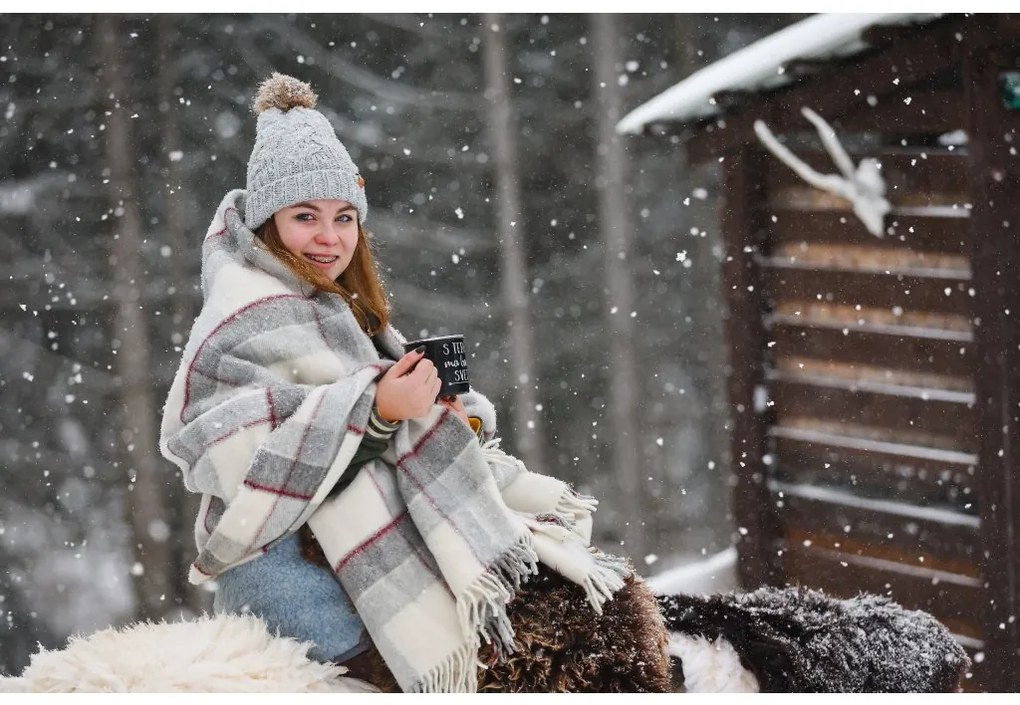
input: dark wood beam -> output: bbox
[781,58,837,80]
[961,38,1020,692]
[719,146,785,588]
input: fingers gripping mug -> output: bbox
[403,334,471,399]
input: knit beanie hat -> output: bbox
[244,73,368,230]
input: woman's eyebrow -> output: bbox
[289,202,355,213]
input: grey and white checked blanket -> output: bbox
[159,190,629,693]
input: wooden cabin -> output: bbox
[620,13,1020,690]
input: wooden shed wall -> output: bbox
[761,144,984,642]
[710,16,1020,690]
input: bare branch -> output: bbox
[368,212,495,256]
[386,279,496,321]
[244,18,480,112]
[363,13,466,39]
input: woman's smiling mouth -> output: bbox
[305,253,339,266]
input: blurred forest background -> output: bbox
[0,13,803,674]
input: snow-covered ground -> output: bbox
[647,546,738,596]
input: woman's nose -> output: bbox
[315,222,341,244]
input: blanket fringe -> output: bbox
[560,490,597,515]
[582,550,631,614]
[478,437,517,469]
[409,639,479,693]
[554,489,598,533]
[456,532,538,660]
[480,438,598,533]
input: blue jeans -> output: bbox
[213,531,367,663]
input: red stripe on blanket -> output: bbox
[208,416,272,447]
[180,293,305,421]
[395,408,451,468]
[242,478,315,501]
[335,510,409,572]
[206,207,237,239]
[266,388,278,430]
[310,304,331,348]
[347,423,365,435]
[248,389,328,547]
[394,409,485,563]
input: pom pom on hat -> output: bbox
[252,72,318,114]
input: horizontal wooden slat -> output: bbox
[832,88,963,136]
[771,425,978,503]
[767,208,966,252]
[769,321,975,377]
[770,243,969,274]
[775,358,972,394]
[772,480,981,570]
[782,542,985,637]
[771,374,978,449]
[769,209,971,253]
[762,264,974,317]
[771,188,972,211]
[766,149,968,200]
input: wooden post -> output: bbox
[961,37,1020,691]
[718,146,784,588]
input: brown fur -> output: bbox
[299,527,672,692]
[476,567,672,693]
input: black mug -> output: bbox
[404,334,471,399]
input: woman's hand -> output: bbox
[375,347,441,422]
[438,395,469,426]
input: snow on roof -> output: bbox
[616,13,942,135]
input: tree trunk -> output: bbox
[481,14,546,472]
[156,15,210,618]
[592,14,645,561]
[95,15,174,621]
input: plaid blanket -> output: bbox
[159,190,629,693]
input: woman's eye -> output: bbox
[295,213,314,222]
[337,214,353,223]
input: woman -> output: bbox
[159,73,668,693]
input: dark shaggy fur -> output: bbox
[476,567,672,692]
[658,587,970,693]
[300,526,672,692]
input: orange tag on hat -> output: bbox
[357,175,366,189]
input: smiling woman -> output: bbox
[158,72,665,693]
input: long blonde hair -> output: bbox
[256,216,390,335]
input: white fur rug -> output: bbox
[0,613,378,693]
[668,633,759,693]
[0,612,759,693]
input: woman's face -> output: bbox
[273,199,359,280]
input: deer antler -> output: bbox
[754,109,890,237]
[801,107,856,182]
